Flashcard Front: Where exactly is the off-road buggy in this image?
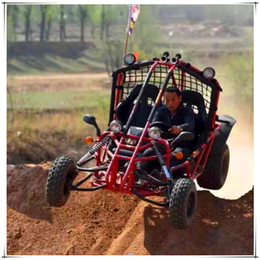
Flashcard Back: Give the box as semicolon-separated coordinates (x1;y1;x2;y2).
45;52;236;229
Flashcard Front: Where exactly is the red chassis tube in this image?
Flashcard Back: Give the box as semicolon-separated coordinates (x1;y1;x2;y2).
96;132;170;181
92;120;221;194
90;121;221;196
90;131;170;197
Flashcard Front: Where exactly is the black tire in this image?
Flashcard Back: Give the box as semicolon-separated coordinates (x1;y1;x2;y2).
46;155;77;207
169;178;197;230
197;144;230;190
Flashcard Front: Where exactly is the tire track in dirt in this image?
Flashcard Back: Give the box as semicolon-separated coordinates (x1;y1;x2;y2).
7;163;253;255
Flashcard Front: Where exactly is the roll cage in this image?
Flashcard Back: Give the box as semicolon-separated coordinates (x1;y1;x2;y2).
75;58;224;205
110;59;222;142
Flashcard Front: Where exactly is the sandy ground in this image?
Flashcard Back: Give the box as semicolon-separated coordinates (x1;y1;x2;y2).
6;163;253;255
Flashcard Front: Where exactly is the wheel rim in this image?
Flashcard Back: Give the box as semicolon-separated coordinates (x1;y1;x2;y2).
187;191;195;219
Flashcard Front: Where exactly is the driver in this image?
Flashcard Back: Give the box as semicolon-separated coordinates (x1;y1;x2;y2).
137;86;195;175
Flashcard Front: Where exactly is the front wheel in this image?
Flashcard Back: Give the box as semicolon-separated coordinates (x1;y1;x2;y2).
169;178;197;229
46;155;77;207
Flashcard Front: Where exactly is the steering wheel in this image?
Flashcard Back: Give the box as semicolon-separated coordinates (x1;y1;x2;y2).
150;121;178;141
150;121;195;149
150;121;172;132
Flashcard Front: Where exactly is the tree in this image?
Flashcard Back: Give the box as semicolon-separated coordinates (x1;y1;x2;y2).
100;5;120;40
18;5;37;42
78;5;88;42
46;5;59;41
87;5;101;39
7;5;19;41
38;5;59;41
59;5;66;41
39;5;47;41
100;5;105;40
96;39;124;77
129;5;160;60
97;5;156;77
24;5;32;41
46;13;52;41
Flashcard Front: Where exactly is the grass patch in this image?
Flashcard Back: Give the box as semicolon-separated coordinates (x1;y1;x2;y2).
7;107;110;164
7;71;111;164
8;89;110;110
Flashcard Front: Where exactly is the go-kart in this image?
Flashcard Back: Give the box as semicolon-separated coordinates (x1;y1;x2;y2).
45;52;236;229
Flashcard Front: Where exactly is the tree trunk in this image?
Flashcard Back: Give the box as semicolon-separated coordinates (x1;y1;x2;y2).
46;18;52;41
63;22;66;39
25;6;32;42
59;6;65;41
40;6;46;42
100;5;105;40
12;6;19;41
91;25;95;39
25;18;30;41
12;6;19;31
105;22;110;39
80;16;85;42
79;6;86;43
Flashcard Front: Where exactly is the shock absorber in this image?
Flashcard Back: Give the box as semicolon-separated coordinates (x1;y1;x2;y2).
152;141;173;202
77;135;111;166
151;141;172;181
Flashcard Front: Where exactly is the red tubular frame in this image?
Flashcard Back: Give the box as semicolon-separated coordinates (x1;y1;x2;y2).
86;59;222;198
101;62;172;195
113;73;124;120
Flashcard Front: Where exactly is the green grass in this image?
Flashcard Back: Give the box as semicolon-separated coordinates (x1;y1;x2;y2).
8;89;110;110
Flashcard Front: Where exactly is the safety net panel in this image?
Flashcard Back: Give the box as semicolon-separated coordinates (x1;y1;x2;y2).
122;64;212;114
176;69;212;114
122;64;169;96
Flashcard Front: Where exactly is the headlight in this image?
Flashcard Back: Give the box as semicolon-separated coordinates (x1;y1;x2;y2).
202;67;215;79
148;127;161;140
123;53;137;65
110;120;122;133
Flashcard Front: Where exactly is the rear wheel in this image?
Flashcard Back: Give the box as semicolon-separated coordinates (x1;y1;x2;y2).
197;144;230;190
169;178;197;229
46;155;77;207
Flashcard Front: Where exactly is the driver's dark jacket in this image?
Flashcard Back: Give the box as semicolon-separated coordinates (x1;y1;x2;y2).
137;103;196;171
152;103;195;133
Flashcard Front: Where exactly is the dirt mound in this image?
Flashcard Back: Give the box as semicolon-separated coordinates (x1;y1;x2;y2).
7;164;254;255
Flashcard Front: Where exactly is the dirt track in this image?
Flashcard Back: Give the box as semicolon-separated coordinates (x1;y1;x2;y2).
7;163;253;255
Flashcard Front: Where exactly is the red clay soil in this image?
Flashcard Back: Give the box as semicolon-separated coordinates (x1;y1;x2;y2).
7;163;254;255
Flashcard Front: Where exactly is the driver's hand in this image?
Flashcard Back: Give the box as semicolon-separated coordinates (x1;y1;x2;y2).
168;125;181;135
